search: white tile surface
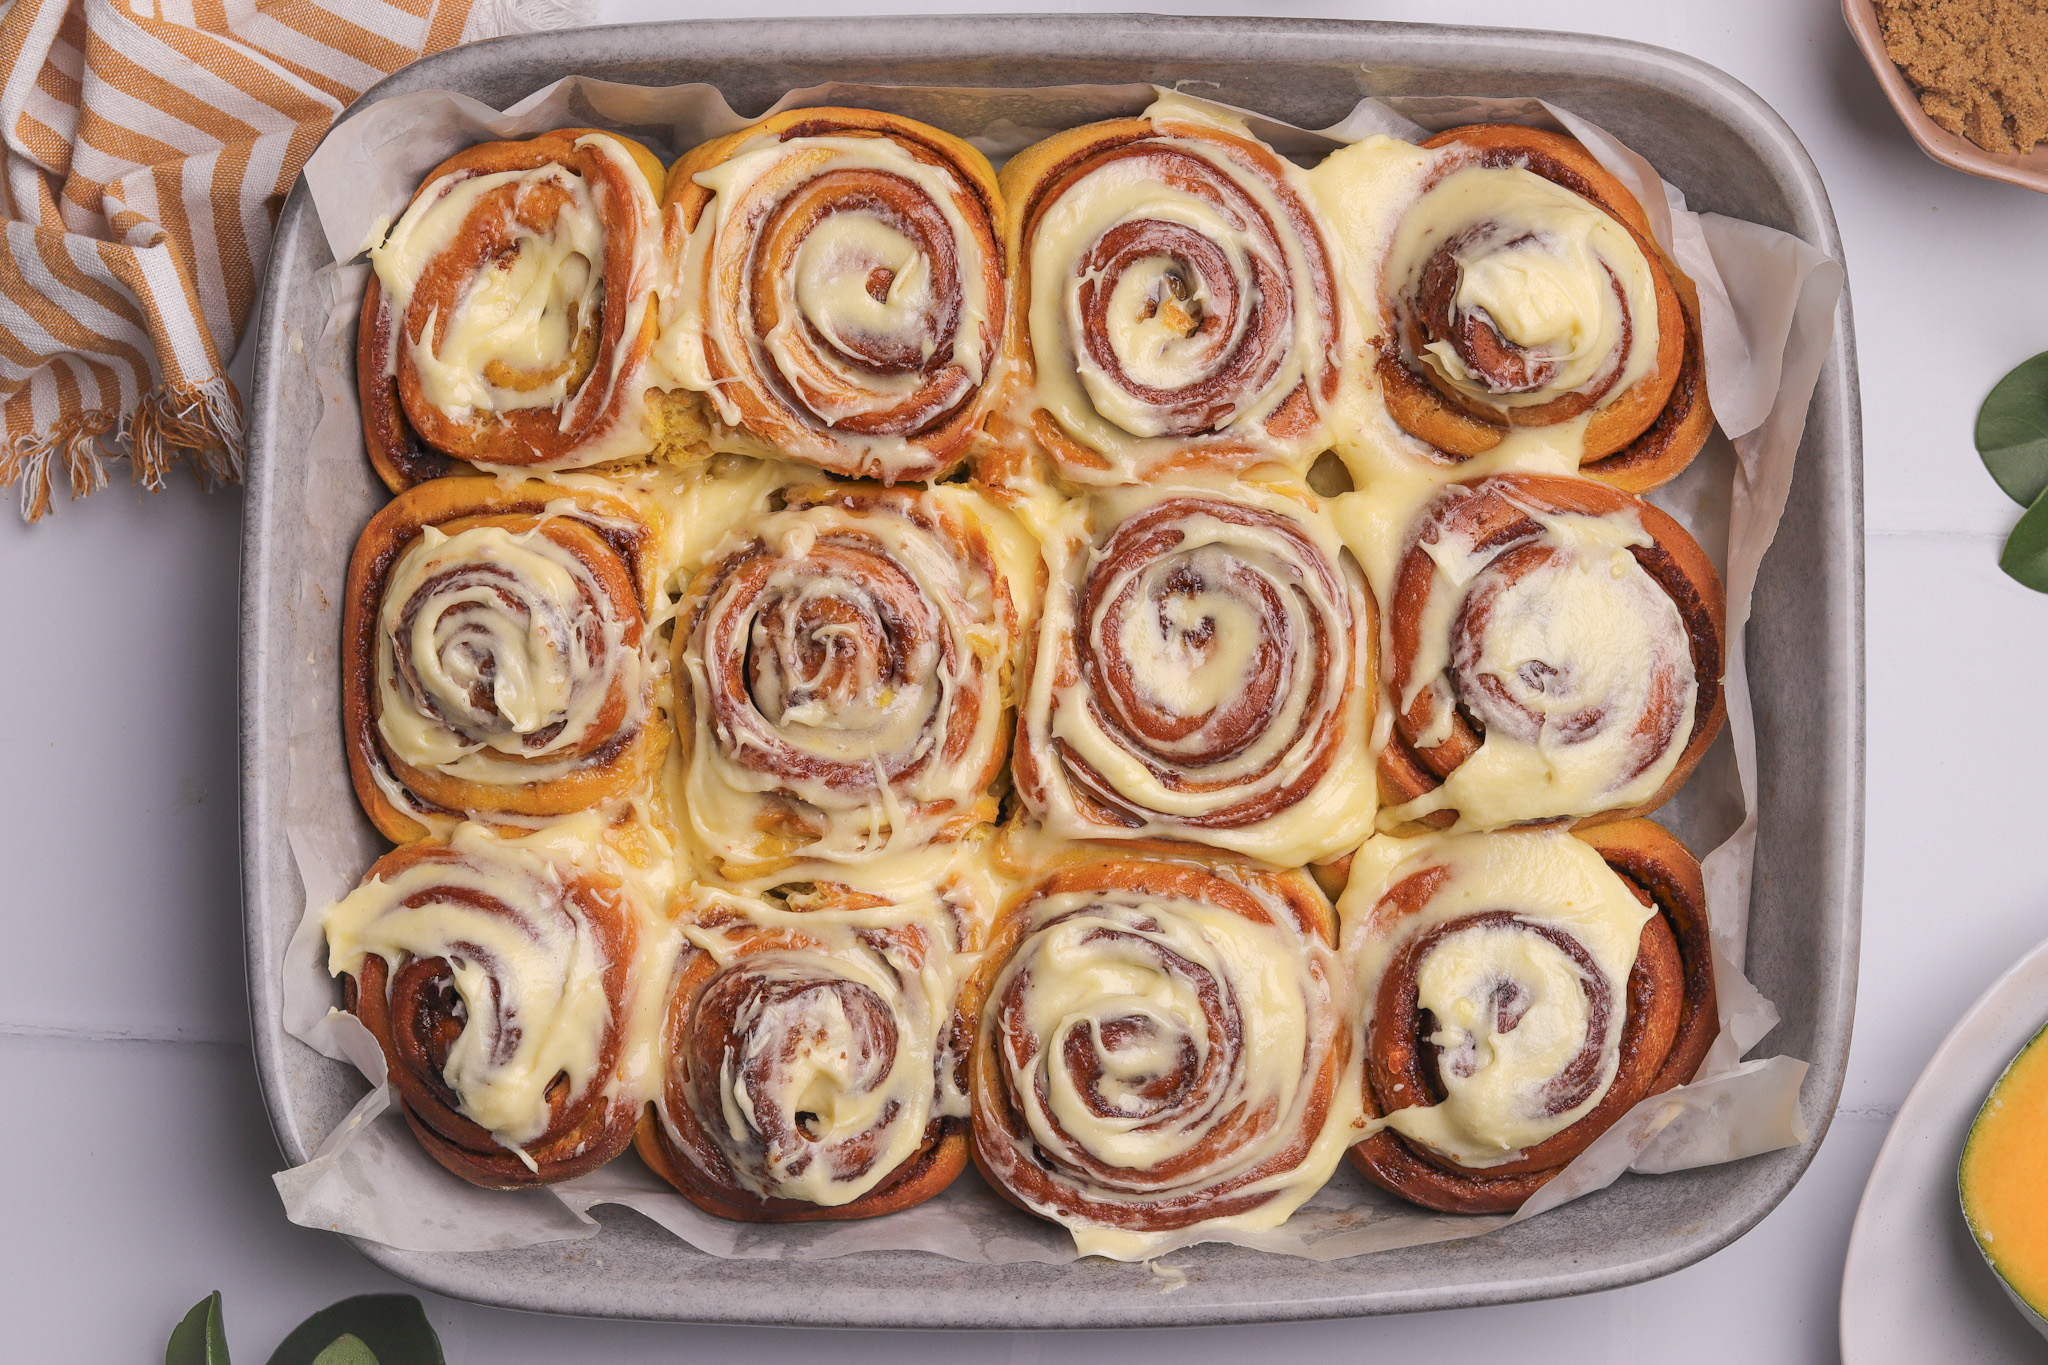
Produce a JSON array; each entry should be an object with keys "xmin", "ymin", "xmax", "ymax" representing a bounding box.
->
[{"xmin": 6, "ymin": 0, "xmax": 2043, "ymax": 1358}]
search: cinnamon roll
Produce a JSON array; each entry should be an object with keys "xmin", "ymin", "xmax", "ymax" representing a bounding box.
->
[
  {"xmin": 1376, "ymin": 472, "xmax": 1724, "ymax": 834},
  {"xmin": 1014, "ymin": 472, "xmax": 1376, "ymax": 866},
  {"xmin": 635, "ymin": 875, "xmax": 985, "ymax": 1220},
  {"xmin": 965, "ymin": 850, "xmax": 1353, "ymax": 1259},
  {"xmin": 325, "ymin": 821, "xmax": 655, "ymax": 1188},
  {"xmin": 1364, "ymin": 125, "xmax": 1712, "ymax": 491},
  {"xmin": 343, "ymin": 476, "xmax": 662, "ymax": 844},
  {"xmin": 1000, "ymin": 96, "xmax": 1343, "ymax": 484},
  {"xmin": 674, "ymin": 480, "xmax": 1035, "ymax": 879},
  {"xmin": 656, "ymin": 108, "xmax": 1008, "ymax": 483},
  {"xmin": 1340, "ymin": 821, "xmax": 1717, "ymax": 1214},
  {"xmin": 359, "ymin": 129, "xmax": 668, "ymax": 493}
]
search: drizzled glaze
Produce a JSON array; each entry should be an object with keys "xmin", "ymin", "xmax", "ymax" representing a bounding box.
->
[
  {"xmin": 672, "ymin": 479, "xmax": 1037, "ymax": 878},
  {"xmin": 640, "ymin": 872, "xmax": 987, "ymax": 1214},
  {"xmin": 1002, "ymin": 95, "xmax": 1343, "ymax": 484},
  {"xmin": 362, "ymin": 130, "xmax": 667, "ymax": 485},
  {"xmin": 656, "ymin": 109, "xmax": 1008, "ymax": 482},
  {"xmin": 1015, "ymin": 469, "xmax": 1376, "ymax": 865},
  {"xmin": 968, "ymin": 850, "xmax": 1355, "ymax": 1259}
]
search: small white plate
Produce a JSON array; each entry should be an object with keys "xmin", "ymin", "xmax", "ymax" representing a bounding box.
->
[{"xmin": 1841, "ymin": 936, "xmax": 2048, "ymax": 1361}]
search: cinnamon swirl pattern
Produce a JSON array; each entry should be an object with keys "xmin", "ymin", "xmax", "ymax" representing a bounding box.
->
[
  {"xmin": 1350, "ymin": 125, "xmax": 1712, "ymax": 491},
  {"xmin": 325, "ymin": 821, "xmax": 657, "ymax": 1188},
  {"xmin": 1339, "ymin": 822, "xmax": 1717, "ymax": 1213},
  {"xmin": 1000, "ymin": 98, "xmax": 1343, "ymax": 483},
  {"xmin": 1377, "ymin": 473, "xmax": 1725, "ymax": 834},
  {"xmin": 343, "ymin": 477, "xmax": 662, "ymax": 844},
  {"xmin": 1015, "ymin": 473, "xmax": 1376, "ymax": 866},
  {"xmin": 636, "ymin": 877, "xmax": 984, "ymax": 1219},
  {"xmin": 674, "ymin": 480, "xmax": 1033, "ymax": 878},
  {"xmin": 359, "ymin": 129, "xmax": 668, "ymax": 493},
  {"xmin": 657, "ymin": 108, "xmax": 1008, "ymax": 483},
  {"xmin": 966, "ymin": 852, "xmax": 1352, "ymax": 1259},
  {"xmin": 308, "ymin": 102, "xmax": 1763, "ymax": 1240}
]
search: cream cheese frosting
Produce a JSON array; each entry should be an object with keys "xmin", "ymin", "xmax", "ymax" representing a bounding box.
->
[
  {"xmin": 1340, "ymin": 828, "xmax": 1652, "ymax": 1168},
  {"xmin": 324, "ymin": 816, "xmax": 675, "ymax": 1160},
  {"xmin": 974, "ymin": 854, "xmax": 1356, "ymax": 1259},
  {"xmin": 653, "ymin": 124, "xmax": 1002, "ymax": 480},
  {"xmin": 673, "ymin": 478, "xmax": 1036, "ymax": 875},
  {"xmin": 1013, "ymin": 95, "xmax": 1340, "ymax": 482},
  {"xmin": 657, "ymin": 877, "xmax": 982, "ymax": 1207},
  {"xmin": 370, "ymin": 133, "xmax": 666, "ymax": 469},
  {"xmin": 1018, "ymin": 468, "xmax": 1375, "ymax": 865}
]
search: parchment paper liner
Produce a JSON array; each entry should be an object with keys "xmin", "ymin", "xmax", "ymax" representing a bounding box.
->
[{"xmin": 270, "ymin": 76, "xmax": 1842, "ymax": 1265}]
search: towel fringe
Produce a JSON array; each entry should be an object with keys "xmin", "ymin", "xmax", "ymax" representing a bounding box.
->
[
  {"xmin": 124, "ymin": 375, "xmax": 245, "ymax": 492},
  {"xmin": 1, "ymin": 409, "xmax": 117, "ymax": 522},
  {"xmin": 0, "ymin": 376, "xmax": 243, "ymax": 521}
]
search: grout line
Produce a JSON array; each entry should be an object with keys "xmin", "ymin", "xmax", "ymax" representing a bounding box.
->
[
  {"xmin": 1865, "ymin": 528, "xmax": 2007, "ymax": 541},
  {"xmin": 0, "ymin": 1021, "xmax": 239, "ymax": 1046},
  {"xmin": 1836, "ymin": 1104, "xmax": 1901, "ymax": 1120}
]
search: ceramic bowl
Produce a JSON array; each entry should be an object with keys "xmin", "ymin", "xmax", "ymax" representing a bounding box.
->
[{"xmin": 1842, "ymin": 0, "xmax": 2048, "ymax": 193}]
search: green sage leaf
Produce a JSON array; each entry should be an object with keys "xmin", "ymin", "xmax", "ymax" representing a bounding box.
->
[
  {"xmin": 165, "ymin": 1292, "xmax": 230, "ymax": 1365},
  {"xmin": 265, "ymin": 1296, "xmax": 440, "ymax": 1365},
  {"xmin": 1978, "ymin": 351, "xmax": 2048, "ymax": 506},
  {"xmin": 2000, "ymin": 482, "xmax": 2048, "ymax": 591},
  {"xmin": 308, "ymin": 1334, "xmax": 379, "ymax": 1365}
]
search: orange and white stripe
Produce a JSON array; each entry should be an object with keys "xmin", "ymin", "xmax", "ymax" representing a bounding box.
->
[{"xmin": 0, "ymin": 0, "xmax": 587, "ymax": 520}]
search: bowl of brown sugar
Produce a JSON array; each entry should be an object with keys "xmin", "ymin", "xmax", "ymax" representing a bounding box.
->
[{"xmin": 1845, "ymin": 0, "xmax": 2048, "ymax": 192}]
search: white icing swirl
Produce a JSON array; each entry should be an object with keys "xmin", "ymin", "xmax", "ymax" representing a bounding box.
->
[
  {"xmin": 654, "ymin": 883, "xmax": 976, "ymax": 1208},
  {"xmin": 1017, "ymin": 473, "xmax": 1376, "ymax": 866},
  {"xmin": 675, "ymin": 482, "xmax": 1031, "ymax": 873},
  {"xmin": 376, "ymin": 517, "xmax": 645, "ymax": 788},
  {"xmin": 1340, "ymin": 829, "xmax": 1654, "ymax": 1167},
  {"xmin": 973, "ymin": 858, "xmax": 1354, "ymax": 1260},
  {"xmin": 324, "ymin": 821, "xmax": 646, "ymax": 1154}
]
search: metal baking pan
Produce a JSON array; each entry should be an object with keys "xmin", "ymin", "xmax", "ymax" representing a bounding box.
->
[{"xmin": 240, "ymin": 12, "xmax": 1863, "ymax": 1327}]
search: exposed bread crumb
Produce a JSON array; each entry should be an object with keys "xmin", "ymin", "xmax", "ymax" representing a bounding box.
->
[{"xmin": 1876, "ymin": 0, "xmax": 2048, "ymax": 155}]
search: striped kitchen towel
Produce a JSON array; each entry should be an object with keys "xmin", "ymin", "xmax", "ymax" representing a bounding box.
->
[{"xmin": 0, "ymin": 0, "xmax": 589, "ymax": 522}]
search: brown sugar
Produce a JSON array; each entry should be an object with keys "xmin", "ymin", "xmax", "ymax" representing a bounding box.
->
[{"xmin": 1876, "ymin": 0, "xmax": 2048, "ymax": 154}]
